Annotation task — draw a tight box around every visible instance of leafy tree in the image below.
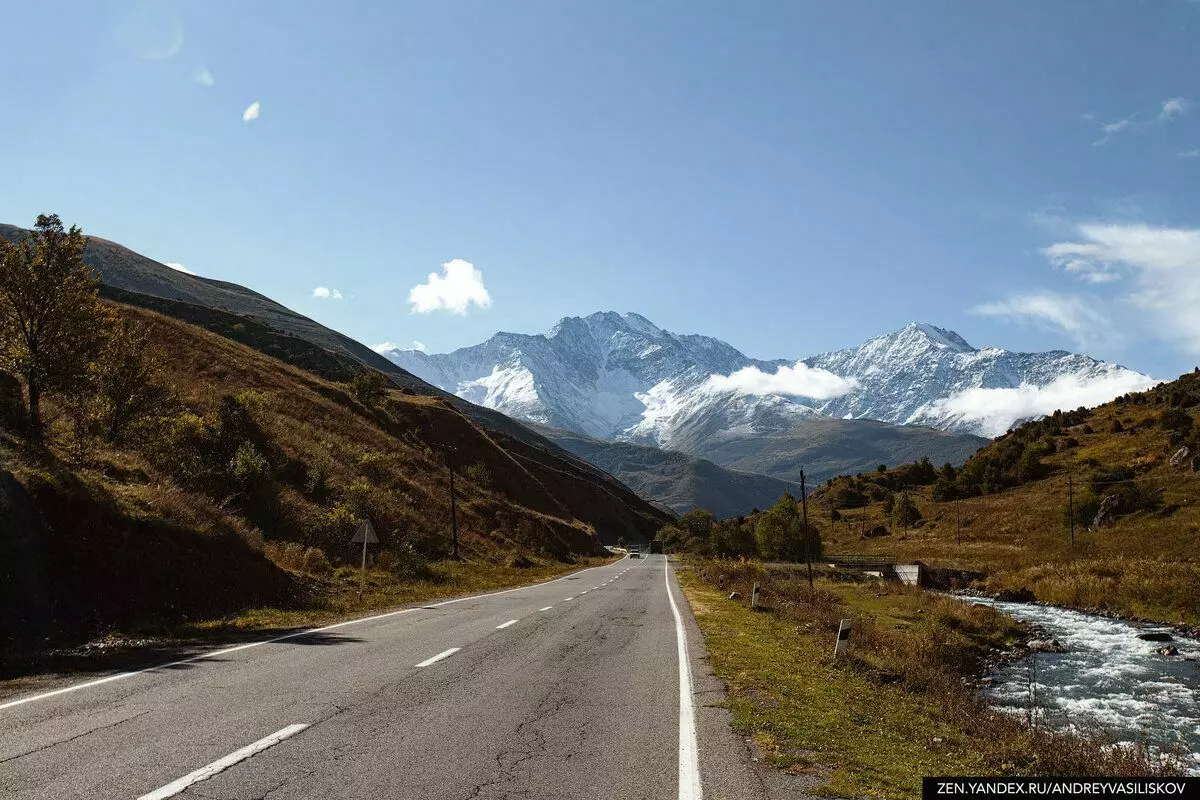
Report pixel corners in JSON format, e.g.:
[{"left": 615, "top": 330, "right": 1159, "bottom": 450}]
[
  {"left": 829, "top": 484, "right": 868, "bottom": 509},
  {"left": 755, "top": 494, "right": 821, "bottom": 561},
  {"left": 349, "top": 369, "right": 389, "bottom": 404},
  {"left": 891, "top": 492, "right": 922, "bottom": 528},
  {"left": 0, "top": 215, "right": 107, "bottom": 442},
  {"left": 1016, "top": 447, "right": 1049, "bottom": 483},
  {"left": 96, "top": 317, "right": 173, "bottom": 443}
]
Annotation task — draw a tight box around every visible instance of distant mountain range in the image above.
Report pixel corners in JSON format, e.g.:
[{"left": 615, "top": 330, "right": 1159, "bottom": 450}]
[{"left": 380, "top": 312, "right": 1153, "bottom": 510}]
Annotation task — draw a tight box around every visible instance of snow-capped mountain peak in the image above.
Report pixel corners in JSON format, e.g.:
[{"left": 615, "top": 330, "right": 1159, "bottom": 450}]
[{"left": 380, "top": 313, "right": 1155, "bottom": 442}]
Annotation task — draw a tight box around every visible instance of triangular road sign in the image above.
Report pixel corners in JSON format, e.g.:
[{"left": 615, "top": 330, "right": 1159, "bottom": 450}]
[{"left": 351, "top": 520, "right": 379, "bottom": 544}]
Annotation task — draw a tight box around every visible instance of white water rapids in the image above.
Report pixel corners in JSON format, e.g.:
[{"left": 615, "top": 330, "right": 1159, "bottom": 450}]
[{"left": 963, "top": 597, "right": 1200, "bottom": 773}]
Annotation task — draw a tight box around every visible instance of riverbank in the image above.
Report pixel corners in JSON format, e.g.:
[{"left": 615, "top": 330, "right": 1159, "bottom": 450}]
[
  {"left": 951, "top": 586, "right": 1200, "bottom": 640},
  {"left": 679, "top": 559, "right": 1182, "bottom": 798}
]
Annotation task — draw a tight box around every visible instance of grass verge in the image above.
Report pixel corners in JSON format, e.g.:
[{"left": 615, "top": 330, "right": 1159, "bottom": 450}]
[{"left": 679, "top": 560, "right": 1180, "bottom": 799}]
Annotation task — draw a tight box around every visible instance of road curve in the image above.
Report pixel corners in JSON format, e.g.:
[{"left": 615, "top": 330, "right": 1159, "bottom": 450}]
[{"left": 0, "top": 555, "right": 770, "bottom": 799}]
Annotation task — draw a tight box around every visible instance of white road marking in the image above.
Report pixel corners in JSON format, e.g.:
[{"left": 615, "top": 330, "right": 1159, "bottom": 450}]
[
  {"left": 137, "top": 723, "right": 308, "bottom": 800},
  {"left": 539, "top": 606, "right": 553, "bottom": 612},
  {"left": 580, "top": 590, "right": 589, "bottom": 595},
  {"left": 564, "top": 596, "right": 575, "bottom": 601},
  {"left": 1, "top": 557, "right": 631, "bottom": 712},
  {"left": 414, "top": 647, "right": 461, "bottom": 667},
  {"left": 665, "top": 558, "right": 702, "bottom": 800},
  {"left": 495, "top": 619, "right": 519, "bottom": 629}
]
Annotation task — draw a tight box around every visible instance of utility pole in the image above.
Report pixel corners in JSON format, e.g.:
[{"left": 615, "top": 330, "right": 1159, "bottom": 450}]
[
  {"left": 446, "top": 446, "right": 459, "bottom": 559},
  {"left": 1067, "top": 470, "right": 1075, "bottom": 551},
  {"left": 955, "top": 494, "right": 961, "bottom": 546},
  {"left": 800, "top": 469, "right": 814, "bottom": 588}
]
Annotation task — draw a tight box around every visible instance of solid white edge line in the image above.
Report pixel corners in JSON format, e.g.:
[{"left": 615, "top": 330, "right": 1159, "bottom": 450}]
[
  {"left": 665, "top": 557, "right": 702, "bottom": 800},
  {"left": 414, "top": 647, "right": 461, "bottom": 668},
  {"left": 1, "top": 555, "right": 631, "bottom": 711},
  {"left": 137, "top": 723, "right": 309, "bottom": 800},
  {"left": 538, "top": 606, "right": 553, "bottom": 612},
  {"left": 495, "top": 619, "right": 519, "bottom": 629}
]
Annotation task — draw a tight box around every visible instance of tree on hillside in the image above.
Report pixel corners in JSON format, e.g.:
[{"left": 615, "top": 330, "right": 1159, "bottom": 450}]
[
  {"left": 891, "top": 492, "right": 922, "bottom": 528},
  {"left": 0, "top": 215, "right": 107, "bottom": 442},
  {"left": 349, "top": 369, "right": 389, "bottom": 404},
  {"left": 96, "top": 317, "right": 173, "bottom": 443}
]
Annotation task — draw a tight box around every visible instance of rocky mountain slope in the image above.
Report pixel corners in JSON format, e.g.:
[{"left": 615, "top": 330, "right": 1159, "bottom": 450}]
[
  {"left": 381, "top": 313, "right": 992, "bottom": 488},
  {"left": 803, "top": 323, "right": 1154, "bottom": 436}
]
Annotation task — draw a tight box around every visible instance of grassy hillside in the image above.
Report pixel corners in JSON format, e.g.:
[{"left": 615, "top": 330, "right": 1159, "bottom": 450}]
[
  {"left": 0, "top": 223, "right": 668, "bottom": 534},
  {"left": 0, "top": 300, "right": 643, "bottom": 653},
  {"left": 532, "top": 425, "right": 799, "bottom": 517},
  {"left": 810, "top": 369, "right": 1200, "bottom": 623}
]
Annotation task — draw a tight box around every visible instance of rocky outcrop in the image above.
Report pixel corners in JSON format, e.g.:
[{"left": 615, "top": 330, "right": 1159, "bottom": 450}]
[{"left": 1092, "top": 494, "right": 1128, "bottom": 528}]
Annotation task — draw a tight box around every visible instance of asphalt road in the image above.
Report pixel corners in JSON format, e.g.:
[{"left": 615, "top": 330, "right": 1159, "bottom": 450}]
[{"left": 0, "top": 555, "right": 778, "bottom": 800}]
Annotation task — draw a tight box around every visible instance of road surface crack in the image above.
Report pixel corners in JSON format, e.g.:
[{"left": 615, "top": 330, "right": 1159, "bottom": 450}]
[{"left": 0, "top": 709, "right": 151, "bottom": 765}]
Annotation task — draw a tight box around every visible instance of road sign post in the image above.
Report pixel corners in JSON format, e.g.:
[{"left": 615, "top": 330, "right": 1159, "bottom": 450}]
[
  {"left": 834, "top": 618, "right": 852, "bottom": 659},
  {"left": 351, "top": 520, "right": 379, "bottom": 597},
  {"left": 751, "top": 582, "right": 761, "bottom": 609}
]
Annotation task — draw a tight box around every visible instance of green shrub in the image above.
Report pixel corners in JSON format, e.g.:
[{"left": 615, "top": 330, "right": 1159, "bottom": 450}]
[
  {"left": 465, "top": 463, "right": 492, "bottom": 488},
  {"left": 229, "top": 442, "right": 271, "bottom": 488}
]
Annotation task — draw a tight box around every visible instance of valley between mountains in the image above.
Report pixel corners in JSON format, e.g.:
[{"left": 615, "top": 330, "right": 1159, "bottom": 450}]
[{"left": 380, "top": 311, "right": 1153, "bottom": 514}]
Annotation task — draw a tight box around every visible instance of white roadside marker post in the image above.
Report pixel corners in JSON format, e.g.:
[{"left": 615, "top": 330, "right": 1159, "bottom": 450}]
[
  {"left": 751, "top": 582, "right": 761, "bottom": 610},
  {"left": 834, "top": 618, "right": 852, "bottom": 659},
  {"left": 351, "top": 520, "right": 379, "bottom": 599}
]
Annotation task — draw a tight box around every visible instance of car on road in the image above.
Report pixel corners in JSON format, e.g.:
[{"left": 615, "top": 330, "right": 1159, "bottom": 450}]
[{"left": 629, "top": 546, "right": 641, "bottom": 559}]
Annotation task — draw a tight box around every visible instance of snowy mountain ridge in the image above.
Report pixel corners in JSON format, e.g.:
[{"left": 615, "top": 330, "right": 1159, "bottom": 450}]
[{"left": 380, "top": 312, "right": 1155, "bottom": 443}]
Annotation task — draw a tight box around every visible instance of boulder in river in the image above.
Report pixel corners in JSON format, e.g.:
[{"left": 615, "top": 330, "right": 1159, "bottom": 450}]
[
  {"left": 1138, "top": 632, "right": 1174, "bottom": 642},
  {"left": 1028, "top": 638, "right": 1066, "bottom": 653},
  {"left": 1156, "top": 646, "right": 1179, "bottom": 656},
  {"left": 995, "top": 587, "right": 1036, "bottom": 603}
]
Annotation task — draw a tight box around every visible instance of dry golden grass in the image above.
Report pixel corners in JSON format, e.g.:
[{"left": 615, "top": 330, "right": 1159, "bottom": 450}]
[{"left": 813, "top": 381, "right": 1200, "bottom": 622}]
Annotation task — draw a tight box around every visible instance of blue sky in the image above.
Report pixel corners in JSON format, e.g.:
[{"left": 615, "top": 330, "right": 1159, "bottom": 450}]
[{"left": 3, "top": 0, "right": 1200, "bottom": 379}]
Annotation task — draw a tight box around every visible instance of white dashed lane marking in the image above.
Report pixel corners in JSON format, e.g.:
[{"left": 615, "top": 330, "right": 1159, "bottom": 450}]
[{"left": 414, "top": 648, "right": 461, "bottom": 668}]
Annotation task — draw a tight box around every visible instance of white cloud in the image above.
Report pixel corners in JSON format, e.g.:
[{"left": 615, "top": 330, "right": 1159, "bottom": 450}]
[
  {"left": 926, "top": 371, "right": 1158, "bottom": 438},
  {"left": 703, "top": 362, "right": 858, "bottom": 400},
  {"left": 1179, "top": 149, "right": 1200, "bottom": 158},
  {"left": 1043, "top": 222, "right": 1200, "bottom": 354},
  {"left": 1093, "top": 116, "right": 1134, "bottom": 146},
  {"left": 372, "top": 340, "right": 427, "bottom": 354},
  {"left": 312, "top": 286, "right": 342, "bottom": 300},
  {"left": 1090, "top": 98, "right": 1190, "bottom": 145},
  {"left": 408, "top": 259, "right": 491, "bottom": 314},
  {"left": 164, "top": 261, "right": 196, "bottom": 275},
  {"left": 193, "top": 66, "right": 214, "bottom": 87},
  {"left": 242, "top": 101, "right": 260, "bottom": 122},
  {"left": 1160, "top": 96, "right": 1190, "bottom": 121},
  {"left": 972, "top": 291, "right": 1109, "bottom": 345}
]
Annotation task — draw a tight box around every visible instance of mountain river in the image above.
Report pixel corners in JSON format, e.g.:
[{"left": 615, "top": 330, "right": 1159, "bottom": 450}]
[{"left": 960, "top": 597, "right": 1200, "bottom": 773}]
